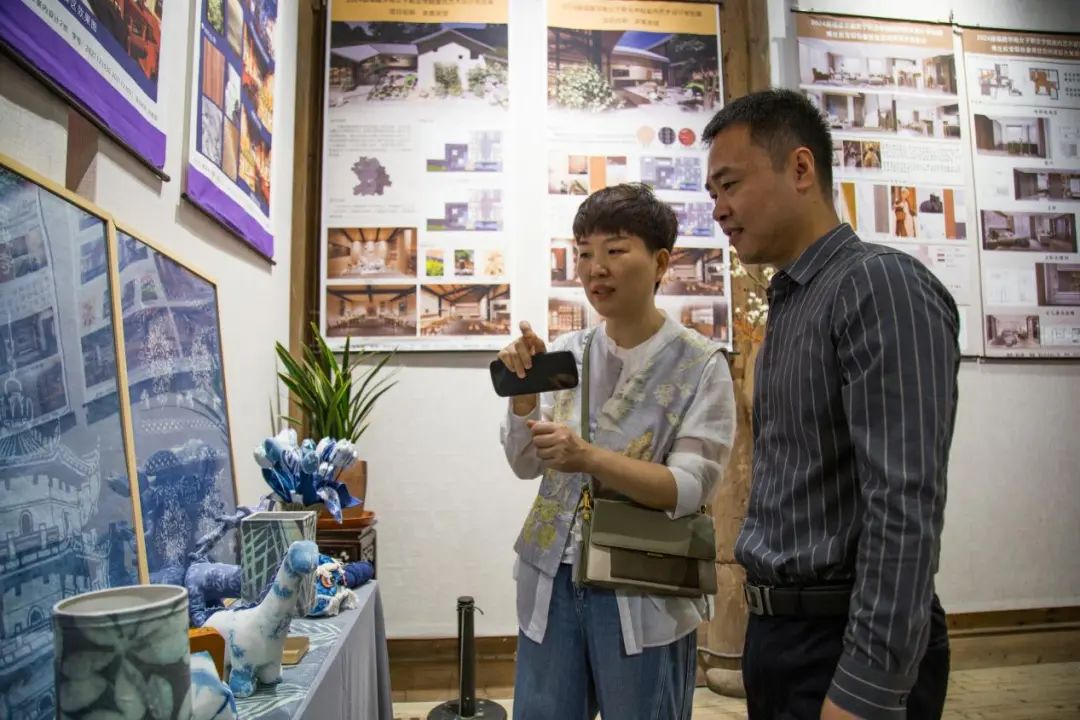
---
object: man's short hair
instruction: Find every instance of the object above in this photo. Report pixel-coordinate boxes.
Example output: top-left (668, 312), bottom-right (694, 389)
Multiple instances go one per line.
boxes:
top-left (572, 183), bottom-right (678, 254)
top-left (702, 88), bottom-right (834, 196)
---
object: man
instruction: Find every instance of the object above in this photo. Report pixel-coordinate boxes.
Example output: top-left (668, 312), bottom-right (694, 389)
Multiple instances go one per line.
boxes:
top-left (703, 89), bottom-right (958, 719)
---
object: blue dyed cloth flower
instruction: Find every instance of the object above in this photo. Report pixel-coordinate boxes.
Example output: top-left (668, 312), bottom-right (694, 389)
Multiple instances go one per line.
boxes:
top-left (253, 430), bottom-right (362, 521)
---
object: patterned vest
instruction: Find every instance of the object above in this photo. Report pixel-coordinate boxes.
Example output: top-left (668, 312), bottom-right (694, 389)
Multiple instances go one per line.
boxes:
top-left (513, 324), bottom-right (722, 578)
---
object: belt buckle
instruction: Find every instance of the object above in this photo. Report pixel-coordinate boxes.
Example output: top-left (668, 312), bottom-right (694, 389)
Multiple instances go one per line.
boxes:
top-left (744, 584), bottom-right (773, 616)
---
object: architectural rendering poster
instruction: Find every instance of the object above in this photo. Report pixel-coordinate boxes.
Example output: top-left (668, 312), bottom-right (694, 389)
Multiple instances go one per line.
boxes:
top-left (0, 160), bottom-right (141, 719)
top-left (963, 29), bottom-right (1080, 358)
top-left (796, 13), bottom-right (984, 355)
top-left (115, 228), bottom-right (240, 581)
top-left (545, 1), bottom-right (731, 347)
top-left (185, 0), bottom-right (279, 259)
top-left (0, 0), bottom-right (168, 168)
top-left (321, 0), bottom-right (512, 350)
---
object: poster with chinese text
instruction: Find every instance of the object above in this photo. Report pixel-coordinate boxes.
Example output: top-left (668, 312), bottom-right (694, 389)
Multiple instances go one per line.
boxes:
top-left (963, 29), bottom-right (1080, 357)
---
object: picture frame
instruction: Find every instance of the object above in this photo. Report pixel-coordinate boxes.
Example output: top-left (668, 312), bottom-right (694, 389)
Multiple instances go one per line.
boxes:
top-left (0, 153), bottom-right (146, 719)
top-left (111, 223), bottom-right (242, 583)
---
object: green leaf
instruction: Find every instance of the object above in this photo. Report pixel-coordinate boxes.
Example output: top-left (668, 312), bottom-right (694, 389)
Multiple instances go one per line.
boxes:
top-left (272, 322), bottom-right (398, 441)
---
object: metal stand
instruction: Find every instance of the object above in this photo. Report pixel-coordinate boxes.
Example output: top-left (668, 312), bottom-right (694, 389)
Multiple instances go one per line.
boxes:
top-left (427, 597), bottom-right (507, 720)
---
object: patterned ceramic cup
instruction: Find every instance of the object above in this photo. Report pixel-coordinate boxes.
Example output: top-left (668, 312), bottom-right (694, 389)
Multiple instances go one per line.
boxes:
top-left (53, 584), bottom-right (192, 719)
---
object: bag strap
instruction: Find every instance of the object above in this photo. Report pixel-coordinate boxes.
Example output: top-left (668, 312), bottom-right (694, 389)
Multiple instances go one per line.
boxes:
top-left (579, 328), bottom-right (597, 509)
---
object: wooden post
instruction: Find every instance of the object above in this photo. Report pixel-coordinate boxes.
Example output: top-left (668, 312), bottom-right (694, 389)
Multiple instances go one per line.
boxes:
top-left (287, 0), bottom-right (327, 437)
top-left (699, 0), bottom-right (772, 697)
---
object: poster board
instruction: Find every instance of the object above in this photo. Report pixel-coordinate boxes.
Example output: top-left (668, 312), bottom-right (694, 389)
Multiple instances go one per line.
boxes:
top-left (0, 1), bottom-right (168, 170)
top-left (544, 0), bottom-right (730, 346)
top-left (320, 0), bottom-right (512, 350)
top-left (794, 12), bottom-right (985, 354)
top-left (184, 0), bottom-right (280, 259)
top-left (962, 29), bottom-right (1080, 357)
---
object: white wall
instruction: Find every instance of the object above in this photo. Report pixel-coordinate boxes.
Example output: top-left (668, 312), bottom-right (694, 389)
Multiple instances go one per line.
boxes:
top-left (0, 2), bottom-right (299, 509)
top-left (356, 0), bottom-right (1080, 641)
top-left (357, 0), bottom-right (549, 638)
top-left (770, 0), bottom-right (1080, 613)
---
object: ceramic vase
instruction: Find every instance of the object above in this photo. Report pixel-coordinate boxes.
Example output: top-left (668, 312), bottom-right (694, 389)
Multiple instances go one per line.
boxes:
top-left (52, 584), bottom-right (192, 719)
top-left (240, 510), bottom-right (317, 615)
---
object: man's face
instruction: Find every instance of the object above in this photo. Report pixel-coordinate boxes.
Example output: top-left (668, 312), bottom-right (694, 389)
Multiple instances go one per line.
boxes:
top-left (706, 124), bottom-right (796, 266)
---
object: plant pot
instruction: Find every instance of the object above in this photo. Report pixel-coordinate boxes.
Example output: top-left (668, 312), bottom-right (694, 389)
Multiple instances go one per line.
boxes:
top-left (329, 459), bottom-right (368, 520)
top-left (53, 584), bottom-right (192, 719)
top-left (316, 510), bottom-right (376, 531)
top-left (240, 511), bottom-right (318, 615)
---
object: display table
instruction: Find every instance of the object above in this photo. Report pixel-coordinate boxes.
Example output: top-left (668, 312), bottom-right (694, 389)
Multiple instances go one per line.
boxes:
top-left (235, 582), bottom-right (393, 719)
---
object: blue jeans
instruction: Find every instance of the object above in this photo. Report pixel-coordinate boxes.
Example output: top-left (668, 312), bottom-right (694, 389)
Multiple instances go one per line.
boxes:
top-left (513, 564), bottom-right (697, 719)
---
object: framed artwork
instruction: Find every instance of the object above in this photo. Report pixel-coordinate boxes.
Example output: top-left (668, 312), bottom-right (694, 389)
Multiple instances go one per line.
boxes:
top-left (0, 154), bottom-right (144, 719)
top-left (113, 224), bottom-right (241, 583)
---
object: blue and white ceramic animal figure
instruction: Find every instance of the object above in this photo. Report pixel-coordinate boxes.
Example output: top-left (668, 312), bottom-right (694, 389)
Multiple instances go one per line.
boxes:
top-left (189, 651), bottom-right (237, 720)
top-left (203, 540), bottom-right (320, 697)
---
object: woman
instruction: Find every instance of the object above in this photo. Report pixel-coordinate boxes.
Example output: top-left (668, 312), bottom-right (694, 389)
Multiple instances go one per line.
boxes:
top-left (498, 184), bottom-right (735, 719)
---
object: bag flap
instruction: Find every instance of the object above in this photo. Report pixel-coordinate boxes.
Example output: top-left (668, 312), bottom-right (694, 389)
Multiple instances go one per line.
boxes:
top-left (589, 499), bottom-right (716, 561)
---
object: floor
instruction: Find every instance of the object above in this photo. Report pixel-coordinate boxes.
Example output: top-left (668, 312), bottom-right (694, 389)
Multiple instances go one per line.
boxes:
top-left (392, 661), bottom-right (1080, 719)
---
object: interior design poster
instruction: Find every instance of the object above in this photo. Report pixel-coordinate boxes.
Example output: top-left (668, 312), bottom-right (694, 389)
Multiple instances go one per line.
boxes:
top-left (0, 1), bottom-right (168, 168)
top-left (545, 0), bottom-right (731, 347)
top-left (115, 228), bottom-right (240, 581)
top-left (963, 30), bottom-right (1080, 358)
top-left (321, 0), bottom-right (511, 350)
top-left (0, 160), bottom-right (141, 719)
top-left (796, 13), bottom-right (983, 355)
top-left (185, 0), bottom-right (279, 259)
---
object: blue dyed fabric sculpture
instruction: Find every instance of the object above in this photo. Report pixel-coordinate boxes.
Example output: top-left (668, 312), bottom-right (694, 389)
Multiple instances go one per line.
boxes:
top-left (254, 430), bottom-right (362, 521)
top-left (308, 554), bottom-right (359, 618)
top-left (203, 540), bottom-right (320, 697)
top-left (186, 561), bottom-right (243, 628)
top-left (190, 650), bottom-right (237, 720)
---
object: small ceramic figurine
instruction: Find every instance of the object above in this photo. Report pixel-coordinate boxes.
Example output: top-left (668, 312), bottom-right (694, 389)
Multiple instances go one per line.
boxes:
top-left (204, 540), bottom-right (320, 697)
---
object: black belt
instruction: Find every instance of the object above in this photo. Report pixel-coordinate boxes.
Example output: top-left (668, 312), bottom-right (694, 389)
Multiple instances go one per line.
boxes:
top-left (744, 582), bottom-right (852, 617)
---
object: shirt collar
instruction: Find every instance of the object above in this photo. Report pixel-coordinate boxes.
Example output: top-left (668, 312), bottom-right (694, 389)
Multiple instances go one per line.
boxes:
top-left (778, 224), bottom-right (857, 286)
top-left (598, 312), bottom-right (678, 362)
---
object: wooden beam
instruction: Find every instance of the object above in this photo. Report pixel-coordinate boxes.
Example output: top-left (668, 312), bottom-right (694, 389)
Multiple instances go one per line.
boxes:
top-left (288, 0), bottom-right (327, 432)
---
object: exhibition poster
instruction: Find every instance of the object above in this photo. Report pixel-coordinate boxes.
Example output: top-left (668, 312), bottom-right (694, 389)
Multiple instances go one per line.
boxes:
top-left (545, 0), bottom-right (731, 347)
top-left (963, 29), bottom-right (1080, 357)
top-left (797, 13), bottom-right (984, 354)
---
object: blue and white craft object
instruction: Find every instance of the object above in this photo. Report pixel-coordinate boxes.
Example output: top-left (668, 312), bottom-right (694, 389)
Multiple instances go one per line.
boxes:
top-left (240, 510), bottom-right (318, 616)
top-left (52, 585), bottom-right (192, 719)
top-left (204, 541), bottom-right (321, 698)
top-left (307, 554), bottom-right (359, 618)
top-left (254, 430), bottom-right (362, 521)
top-left (190, 651), bottom-right (237, 720)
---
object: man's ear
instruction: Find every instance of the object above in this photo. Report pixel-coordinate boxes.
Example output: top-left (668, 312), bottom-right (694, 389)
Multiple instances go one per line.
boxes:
top-left (791, 147), bottom-right (817, 194)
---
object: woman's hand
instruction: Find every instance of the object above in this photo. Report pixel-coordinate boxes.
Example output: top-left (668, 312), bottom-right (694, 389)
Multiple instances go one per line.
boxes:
top-left (498, 321), bottom-right (547, 416)
top-left (528, 421), bottom-right (594, 473)
top-left (497, 320), bottom-right (547, 379)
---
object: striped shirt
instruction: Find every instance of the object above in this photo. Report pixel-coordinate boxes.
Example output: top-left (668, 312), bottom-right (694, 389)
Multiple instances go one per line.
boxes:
top-left (734, 224), bottom-right (960, 719)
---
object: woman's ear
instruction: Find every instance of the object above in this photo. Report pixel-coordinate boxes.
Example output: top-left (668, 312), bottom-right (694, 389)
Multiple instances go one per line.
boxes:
top-left (655, 248), bottom-right (671, 284)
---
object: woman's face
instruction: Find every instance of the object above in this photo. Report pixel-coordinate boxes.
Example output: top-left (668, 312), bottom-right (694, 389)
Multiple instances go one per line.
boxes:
top-left (575, 232), bottom-right (668, 321)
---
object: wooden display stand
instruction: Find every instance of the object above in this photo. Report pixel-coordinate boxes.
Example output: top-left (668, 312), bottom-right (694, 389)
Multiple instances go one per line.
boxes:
top-left (316, 524), bottom-right (377, 576)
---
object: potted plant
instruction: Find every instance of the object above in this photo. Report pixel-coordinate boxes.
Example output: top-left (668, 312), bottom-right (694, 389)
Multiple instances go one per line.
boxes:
top-left (272, 322), bottom-right (396, 519)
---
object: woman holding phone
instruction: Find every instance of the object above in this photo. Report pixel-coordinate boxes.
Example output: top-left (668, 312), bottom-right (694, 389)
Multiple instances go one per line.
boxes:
top-left (497, 184), bottom-right (736, 719)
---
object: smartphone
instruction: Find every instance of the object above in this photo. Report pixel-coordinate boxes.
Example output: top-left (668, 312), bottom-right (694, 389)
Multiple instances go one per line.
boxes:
top-left (490, 351), bottom-right (579, 397)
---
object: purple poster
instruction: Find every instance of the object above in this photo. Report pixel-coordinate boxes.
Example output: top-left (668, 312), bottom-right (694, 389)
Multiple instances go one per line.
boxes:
top-left (184, 0), bottom-right (278, 259)
top-left (0, 0), bottom-right (168, 168)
